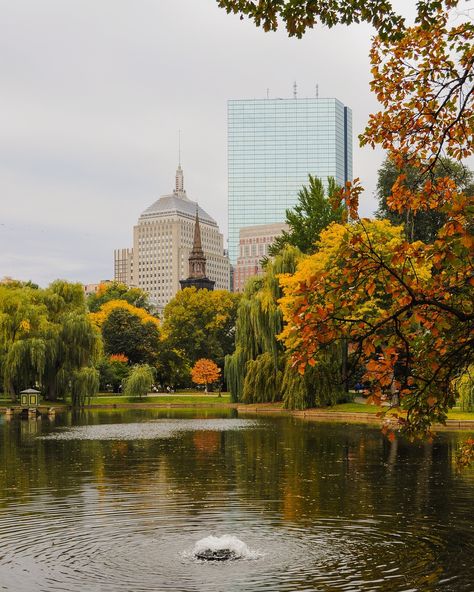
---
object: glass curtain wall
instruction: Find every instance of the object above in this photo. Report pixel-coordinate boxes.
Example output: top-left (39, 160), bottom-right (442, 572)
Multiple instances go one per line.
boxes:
top-left (228, 98), bottom-right (352, 264)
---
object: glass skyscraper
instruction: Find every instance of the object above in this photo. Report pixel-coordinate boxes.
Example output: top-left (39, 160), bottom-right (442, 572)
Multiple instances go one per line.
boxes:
top-left (228, 97), bottom-right (352, 263)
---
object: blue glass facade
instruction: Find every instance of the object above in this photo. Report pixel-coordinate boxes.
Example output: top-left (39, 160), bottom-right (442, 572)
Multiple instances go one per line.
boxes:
top-left (228, 98), bottom-right (352, 263)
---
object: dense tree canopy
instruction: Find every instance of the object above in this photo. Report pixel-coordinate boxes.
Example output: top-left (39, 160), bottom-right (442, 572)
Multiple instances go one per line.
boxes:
top-left (100, 309), bottom-right (159, 365)
top-left (269, 176), bottom-right (344, 256)
top-left (279, 6), bottom-right (474, 443)
top-left (376, 157), bottom-right (474, 243)
top-left (160, 288), bottom-right (240, 386)
top-left (225, 246), bottom-right (348, 407)
top-left (0, 280), bottom-right (101, 403)
top-left (87, 281), bottom-right (152, 313)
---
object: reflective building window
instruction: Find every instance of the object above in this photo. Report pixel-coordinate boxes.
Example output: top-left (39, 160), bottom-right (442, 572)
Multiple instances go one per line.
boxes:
top-left (228, 97), bottom-right (353, 263)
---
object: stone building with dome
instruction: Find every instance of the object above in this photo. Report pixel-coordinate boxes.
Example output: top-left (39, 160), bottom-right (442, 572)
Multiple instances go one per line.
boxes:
top-left (114, 165), bottom-right (230, 311)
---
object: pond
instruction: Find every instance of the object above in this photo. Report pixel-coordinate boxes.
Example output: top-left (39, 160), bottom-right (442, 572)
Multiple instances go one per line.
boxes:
top-left (0, 408), bottom-right (473, 591)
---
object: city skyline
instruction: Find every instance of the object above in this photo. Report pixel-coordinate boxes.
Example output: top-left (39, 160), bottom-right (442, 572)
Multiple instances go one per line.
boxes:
top-left (114, 163), bottom-right (229, 310)
top-left (1, 0), bottom-right (417, 286)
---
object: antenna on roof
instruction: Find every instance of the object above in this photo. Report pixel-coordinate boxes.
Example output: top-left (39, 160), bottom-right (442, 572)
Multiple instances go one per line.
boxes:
top-left (266, 88), bottom-right (269, 99)
top-left (316, 84), bottom-right (319, 99)
top-left (293, 81), bottom-right (297, 99)
top-left (178, 129), bottom-right (181, 166)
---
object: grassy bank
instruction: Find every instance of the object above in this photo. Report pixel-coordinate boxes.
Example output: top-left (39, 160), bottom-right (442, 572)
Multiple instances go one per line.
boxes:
top-left (0, 393), bottom-right (231, 407)
top-left (327, 402), bottom-right (474, 421)
top-left (87, 393), bottom-right (231, 405)
top-left (1, 396), bottom-right (473, 420)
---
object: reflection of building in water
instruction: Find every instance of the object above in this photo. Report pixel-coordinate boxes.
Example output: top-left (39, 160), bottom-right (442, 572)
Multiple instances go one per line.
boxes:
top-left (234, 222), bottom-right (288, 292)
top-left (114, 164), bottom-right (230, 313)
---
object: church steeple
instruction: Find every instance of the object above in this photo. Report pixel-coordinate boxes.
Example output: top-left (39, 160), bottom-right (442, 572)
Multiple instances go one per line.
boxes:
top-left (188, 207), bottom-right (206, 279)
top-left (179, 207), bottom-right (215, 292)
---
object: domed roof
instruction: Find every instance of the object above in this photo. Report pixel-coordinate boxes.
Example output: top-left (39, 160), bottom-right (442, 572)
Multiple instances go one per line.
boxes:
top-left (138, 165), bottom-right (217, 227)
top-left (139, 194), bottom-right (217, 226)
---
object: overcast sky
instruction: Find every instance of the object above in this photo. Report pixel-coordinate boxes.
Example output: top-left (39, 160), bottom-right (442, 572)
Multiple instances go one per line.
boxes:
top-left (0, 0), bottom-right (440, 286)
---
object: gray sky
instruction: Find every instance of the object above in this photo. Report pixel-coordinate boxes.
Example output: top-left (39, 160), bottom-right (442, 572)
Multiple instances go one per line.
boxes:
top-left (0, 0), bottom-right (434, 285)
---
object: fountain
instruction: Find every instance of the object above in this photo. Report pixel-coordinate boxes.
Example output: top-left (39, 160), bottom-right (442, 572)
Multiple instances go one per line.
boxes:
top-left (192, 535), bottom-right (256, 561)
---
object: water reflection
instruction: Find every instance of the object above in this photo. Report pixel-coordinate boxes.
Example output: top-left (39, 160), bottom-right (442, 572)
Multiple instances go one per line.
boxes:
top-left (0, 410), bottom-right (473, 591)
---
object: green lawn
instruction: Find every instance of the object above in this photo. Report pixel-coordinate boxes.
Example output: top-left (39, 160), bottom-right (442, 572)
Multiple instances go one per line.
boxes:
top-left (1, 396), bottom-right (473, 419)
top-left (0, 393), bottom-right (231, 406)
top-left (329, 402), bottom-right (474, 421)
top-left (327, 402), bottom-right (385, 414)
top-left (88, 393), bottom-right (231, 405)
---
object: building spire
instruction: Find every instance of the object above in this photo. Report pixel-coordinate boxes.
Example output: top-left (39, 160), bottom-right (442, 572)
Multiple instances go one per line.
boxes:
top-left (191, 206), bottom-right (204, 270)
top-left (179, 205), bottom-right (215, 292)
top-left (175, 165), bottom-right (184, 194)
top-left (174, 130), bottom-right (186, 197)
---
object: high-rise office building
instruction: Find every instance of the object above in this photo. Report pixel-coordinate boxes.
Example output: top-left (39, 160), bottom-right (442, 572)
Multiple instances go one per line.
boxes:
top-left (114, 165), bottom-right (230, 312)
top-left (228, 97), bottom-right (352, 263)
top-left (234, 222), bottom-right (288, 292)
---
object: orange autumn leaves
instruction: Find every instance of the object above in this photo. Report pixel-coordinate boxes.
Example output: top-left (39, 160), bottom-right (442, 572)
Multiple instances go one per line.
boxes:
top-left (278, 8), bottom-right (473, 442)
top-left (191, 358), bottom-right (221, 388)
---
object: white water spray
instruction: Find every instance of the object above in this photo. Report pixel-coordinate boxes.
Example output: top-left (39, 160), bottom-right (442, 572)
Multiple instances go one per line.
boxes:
top-left (191, 535), bottom-right (261, 561)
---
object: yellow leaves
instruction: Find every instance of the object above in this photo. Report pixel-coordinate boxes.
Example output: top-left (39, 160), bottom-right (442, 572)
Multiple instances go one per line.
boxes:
top-left (89, 299), bottom-right (159, 328)
top-left (19, 319), bottom-right (30, 333)
top-left (461, 233), bottom-right (474, 249)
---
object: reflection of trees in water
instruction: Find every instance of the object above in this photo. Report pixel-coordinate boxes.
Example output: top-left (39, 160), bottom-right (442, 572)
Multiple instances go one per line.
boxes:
top-left (0, 415), bottom-right (470, 532)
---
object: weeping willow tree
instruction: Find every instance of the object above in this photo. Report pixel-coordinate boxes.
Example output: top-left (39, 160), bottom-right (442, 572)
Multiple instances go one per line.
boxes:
top-left (225, 246), bottom-right (349, 408)
top-left (456, 367), bottom-right (474, 412)
top-left (124, 364), bottom-right (154, 398)
top-left (71, 367), bottom-right (100, 407)
top-left (242, 352), bottom-right (283, 403)
top-left (281, 343), bottom-right (347, 409)
top-left (0, 280), bottom-right (101, 405)
top-left (225, 247), bottom-right (298, 404)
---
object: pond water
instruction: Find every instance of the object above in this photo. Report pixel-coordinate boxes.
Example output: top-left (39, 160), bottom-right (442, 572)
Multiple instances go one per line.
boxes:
top-left (0, 408), bottom-right (473, 591)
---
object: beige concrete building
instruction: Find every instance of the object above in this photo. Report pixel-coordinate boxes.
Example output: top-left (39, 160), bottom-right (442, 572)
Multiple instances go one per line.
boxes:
top-left (83, 281), bottom-right (112, 297)
top-left (113, 248), bottom-right (133, 285)
top-left (115, 165), bottom-right (230, 311)
top-left (234, 222), bottom-right (288, 292)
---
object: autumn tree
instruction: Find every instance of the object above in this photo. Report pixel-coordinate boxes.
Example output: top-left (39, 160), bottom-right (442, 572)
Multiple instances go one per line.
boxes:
top-left (191, 358), bottom-right (221, 392)
top-left (279, 7), bottom-right (474, 445)
top-left (90, 300), bottom-right (160, 365)
top-left (217, 0), bottom-right (453, 40)
top-left (376, 157), bottom-right (474, 243)
top-left (87, 281), bottom-right (152, 313)
top-left (269, 176), bottom-right (344, 256)
top-left (160, 288), bottom-right (240, 385)
top-left (225, 246), bottom-right (348, 406)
